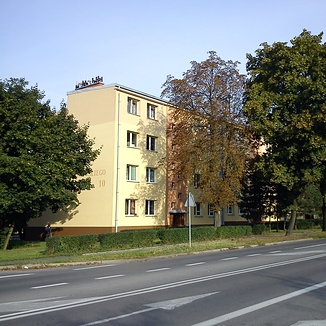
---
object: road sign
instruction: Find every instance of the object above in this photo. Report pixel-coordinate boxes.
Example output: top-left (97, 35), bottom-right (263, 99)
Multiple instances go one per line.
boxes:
top-left (185, 192), bottom-right (196, 207)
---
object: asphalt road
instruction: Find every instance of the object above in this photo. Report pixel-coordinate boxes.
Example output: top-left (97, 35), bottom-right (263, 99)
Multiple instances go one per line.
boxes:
top-left (1, 239), bottom-right (326, 326)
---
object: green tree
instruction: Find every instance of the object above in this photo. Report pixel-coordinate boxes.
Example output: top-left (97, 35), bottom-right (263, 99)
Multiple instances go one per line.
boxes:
top-left (0, 78), bottom-right (100, 249)
top-left (161, 52), bottom-right (249, 226)
top-left (244, 30), bottom-right (326, 234)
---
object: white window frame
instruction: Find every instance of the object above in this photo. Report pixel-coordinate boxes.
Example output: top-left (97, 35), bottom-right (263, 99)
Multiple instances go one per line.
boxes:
top-left (208, 204), bottom-right (214, 216)
top-left (126, 164), bottom-right (138, 181)
top-left (194, 202), bottom-right (201, 216)
top-left (145, 200), bottom-right (155, 216)
top-left (125, 199), bottom-right (136, 216)
top-left (238, 206), bottom-right (244, 215)
top-left (147, 104), bottom-right (157, 120)
top-left (127, 97), bottom-right (138, 115)
top-left (227, 205), bottom-right (233, 215)
top-left (146, 167), bottom-right (156, 183)
top-left (146, 135), bottom-right (157, 151)
top-left (127, 131), bottom-right (138, 148)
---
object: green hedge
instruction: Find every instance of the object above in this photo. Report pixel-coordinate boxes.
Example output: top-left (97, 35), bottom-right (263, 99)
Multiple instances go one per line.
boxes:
top-left (99, 229), bottom-right (159, 250)
top-left (252, 224), bottom-right (269, 235)
top-left (46, 234), bottom-right (98, 254)
top-left (216, 225), bottom-right (252, 238)
top-left (296, 219), bottom-right (322, 229)
top-left (46, 225), bottom-right (254, 254)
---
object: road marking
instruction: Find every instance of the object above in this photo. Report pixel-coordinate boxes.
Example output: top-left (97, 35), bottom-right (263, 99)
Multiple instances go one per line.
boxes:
top-left (246, 254), bottom-right (261, 257)
top-left (291, 320), bottom-right (326, 325)
top-left (2, 252), bottom-right (326, 322)
top-left (221, 257), bottom-right (238, 261)
top-left (0, 273), bottom-right (33, 279)
top-left (270, 250), bottom-right (282, 253)
top-left (191, 280), bottom-right (326, 326)
top-left (295, 243), bottom-right (326, 250)
top-left (31, 283), bottom-right (68, 289)
top-left (186, 262), bottom-right (206, 266)
top-left (74, 265), bottom-right (116, 271)
top-left (95, 275), bottom-right (124, 280)
top-left (146, 267), bottom-right (171, 273)
top-left (79, 292), bottom-right (219, 325)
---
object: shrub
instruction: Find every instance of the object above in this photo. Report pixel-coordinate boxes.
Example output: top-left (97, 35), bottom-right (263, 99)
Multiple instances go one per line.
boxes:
top-left (296, 219), bottom-right (322, 230)
top-left (216, 225), bottom-right (252, 238)
top-left (157, 228), bottom-right (189, 245)
top-left (192, 226), bottom-right (218, 241)
top-left (252, 224), bottom-right (269, 235)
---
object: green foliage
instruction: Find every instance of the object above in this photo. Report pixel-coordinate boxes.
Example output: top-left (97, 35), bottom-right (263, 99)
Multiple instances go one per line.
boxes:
top-left (252, 224), bottom-right (269, 235)
top-left (157, 228), bottom-right (189, 244)
top-left (244, 30), bottom-right (326, 234)
top-left (45, 234), bottom-right (98, 254)
top-left (216, 225), bottom-right (252, 238)
top-left (296, 219), bottom-right (322, 229)
top-left (0, 78), bottom-right (100, 247)
top-left (191, 226), bottom-right (217, 241)
top-left (99, 230), bottom-right (159, 250)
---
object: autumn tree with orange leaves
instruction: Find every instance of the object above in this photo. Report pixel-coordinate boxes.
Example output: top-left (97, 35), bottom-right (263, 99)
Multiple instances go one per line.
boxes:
top-left (161, 52), bottom-right (249, 226)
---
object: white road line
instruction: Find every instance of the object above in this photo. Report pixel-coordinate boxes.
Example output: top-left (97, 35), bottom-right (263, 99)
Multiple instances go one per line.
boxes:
top-left (74, 265), bottom-right (116, 271)
top-left (0, 273), bottom-right (33, 279)
top-left (221, 257), bottom-right (238, 261)
top-left (95, 275), bottom-right (124, 280)
top-left (295, 243), bottom-right (326, 250)
top-left (270, 251), bottom-right (282, 253)
top-left (186, 262), bottom-right (206, 266)
top-left (192, 280), bottom-right (326, 326)
top-left (247, 254), bottom-right (261, 257)
top-left (2, 253), bottom-right (326, 322)
top-left (146, 268), bottom-right (171, 273)
top-left (31, 283), bottom-right (68, 289)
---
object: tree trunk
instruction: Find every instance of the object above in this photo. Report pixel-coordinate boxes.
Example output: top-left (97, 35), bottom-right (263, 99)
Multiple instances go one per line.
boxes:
top-left (214, 211), bottom-right (222, 227)
top-left (2, 224), bottom-right (14, 251)
top-left (322, 195), bottom-right (326, 232)
top-left (286, 199), bottom-right (297, 236)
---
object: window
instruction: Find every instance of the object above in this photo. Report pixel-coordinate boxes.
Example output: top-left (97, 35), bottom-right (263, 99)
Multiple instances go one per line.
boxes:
top-left (238, 206), bottom-right (244, 215)
top-left (178, 193), bottom-right (182, 200)
top-left (126, 165), bottom-right (138, 181)
top-left (125, 199), bottom-right (136, 215)
top-left (127, 97), bottom-right (138, 115)
top-left (171, 182), bottom-right (175, 189)
top-left (147, 104), bottom-right (157, 119)
top-left (208, 204), bottom-right (214, 216)
top-left (194, 202), bottom-right (201, 216)
top-left (227, 205), bottom-right (233, 215)
top-left (127, 131), bottom-right (138, 147)
top-left (194, 174), bottom-right (200, 188)
top-left (146, 168), bottom-right (156, 183)
top-left (145, 200), bottom-right (155, 215)
top-left (171, 202), bottom-right (175, 209)
top-left (146, 135), bottom-right (157, 151)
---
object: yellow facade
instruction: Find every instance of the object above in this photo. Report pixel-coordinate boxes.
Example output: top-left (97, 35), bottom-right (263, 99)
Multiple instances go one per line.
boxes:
top-left (27, 81), bottom-right (246, 240)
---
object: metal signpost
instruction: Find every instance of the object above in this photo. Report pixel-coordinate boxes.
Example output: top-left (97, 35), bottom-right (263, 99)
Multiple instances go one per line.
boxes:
top-left (185, 192), bottom-right (196, 247)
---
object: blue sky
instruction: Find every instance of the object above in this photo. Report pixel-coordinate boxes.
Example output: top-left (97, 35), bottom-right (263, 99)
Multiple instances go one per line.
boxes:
top-left (1, 0), bottom-right (325, 110)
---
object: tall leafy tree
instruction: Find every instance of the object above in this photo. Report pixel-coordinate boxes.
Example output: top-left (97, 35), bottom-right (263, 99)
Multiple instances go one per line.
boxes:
top-left (0, 78), bottom-right (100, 249)
top-left (161, 52), bottom-right (248, 226)
top-left (244, 30), bottom-right (326, 234)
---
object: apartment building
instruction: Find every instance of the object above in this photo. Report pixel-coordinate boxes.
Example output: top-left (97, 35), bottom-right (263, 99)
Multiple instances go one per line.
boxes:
top-left (26, 79), bottom-right (245, 240)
